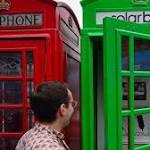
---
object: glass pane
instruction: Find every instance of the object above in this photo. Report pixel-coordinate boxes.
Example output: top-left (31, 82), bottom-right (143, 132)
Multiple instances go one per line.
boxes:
top-left (134, 77), bottom-right (150, 109)
top-left (0, 81), bottom-right (22, 104)
top-left (27, 109), bottom-right (34, 129)
top-left (123, 117), bottom-right (130, 150)
top-left (122, 36), bottom-right (129, 70)
top-left (134, 38), bottom-right (150, 71)
top-left (27, 81), bottom-right (34, 97)
top-left (122, 77), bottom-right (130, 110)
top-left (27, 52), bottom-right (34, 77)
top-left (0, 138), bottom-right (19, 150)
top-left (0, 53), bottom-right (21, 76)
top-left (0, 110), bottom-right (22, 132)
top-left (135, 114), bottom-right (150, 148)
top-left (65, 55), bottom-right (81, 150)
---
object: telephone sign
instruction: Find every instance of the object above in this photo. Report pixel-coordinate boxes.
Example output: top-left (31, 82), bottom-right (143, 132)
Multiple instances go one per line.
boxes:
top-left (0, 13), bottom-right (42, 27)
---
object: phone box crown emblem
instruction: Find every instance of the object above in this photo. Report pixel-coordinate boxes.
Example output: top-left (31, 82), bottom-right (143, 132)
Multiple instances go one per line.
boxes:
top-left (0, 0), bottom-right (10, 10)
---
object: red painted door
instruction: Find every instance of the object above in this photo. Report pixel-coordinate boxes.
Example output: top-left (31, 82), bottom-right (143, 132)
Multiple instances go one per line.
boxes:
top-left (0, 37), bottom-right (46, 149)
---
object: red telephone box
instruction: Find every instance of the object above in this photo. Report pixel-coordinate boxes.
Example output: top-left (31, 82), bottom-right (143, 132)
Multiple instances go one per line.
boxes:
top-left (0, 0), bottom-right (80, 150)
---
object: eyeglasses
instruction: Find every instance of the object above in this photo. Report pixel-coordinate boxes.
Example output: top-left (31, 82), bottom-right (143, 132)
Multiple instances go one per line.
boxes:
top-left (65, 100), bottom-right (78, 108)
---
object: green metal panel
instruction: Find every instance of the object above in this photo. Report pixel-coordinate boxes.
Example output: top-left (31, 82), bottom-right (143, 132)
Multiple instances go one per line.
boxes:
top-left (81, 0), bottom-right (150, 28)
top-left (81, 17), bottom-right (150, 150)
top-left (103, 18), bottom-right (119, 150)
top-left (103, 18), bottom-right (150, 150)
top-left (81, 34), bottom-right (96, 150)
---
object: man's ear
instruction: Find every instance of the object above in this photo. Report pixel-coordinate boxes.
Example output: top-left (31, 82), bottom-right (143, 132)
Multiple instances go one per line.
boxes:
top-left (59, 104), bottom-right (66, 117)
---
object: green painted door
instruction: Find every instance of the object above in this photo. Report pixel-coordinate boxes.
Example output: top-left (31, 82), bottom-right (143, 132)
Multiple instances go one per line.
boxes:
top-left (104, 17), bottom-right (150, 150)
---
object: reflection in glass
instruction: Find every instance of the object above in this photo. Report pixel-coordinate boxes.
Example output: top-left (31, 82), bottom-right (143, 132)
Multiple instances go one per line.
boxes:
top-left (123, 117), bottom-right (129, 150)
top-left (134, 77), bottom-right (150, 109)
top-left (0, 81), bottom-right (22, 104)
top-left (27, 52), bottom-right (34, 76)
top-left (134, 38), bottom-right (150, 71)
top-left (27, 81), bottom-right (34, 97)
top-left (0, 53), bottom-right (21, 76)
top-left (135, 114), bottom-right (150, 148)
top-left (27, 109), bottom-right (34, 129)
top-left (134, 81), bottom-right (146, 100)
top-left (122, 77), bottom-right (130, 110)
top-left (122, 36), bottom-right (129, 70)
top-left (0, 110), bottom-right (22, 132)
top-left (0, 138), bottom-right (19, 150)
top-left (66, 54), bottom-right (81, 150)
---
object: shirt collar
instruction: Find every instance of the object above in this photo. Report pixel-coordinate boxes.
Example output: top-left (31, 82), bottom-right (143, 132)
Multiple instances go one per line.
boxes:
top-left (35, 122), bottom-right (65, 140)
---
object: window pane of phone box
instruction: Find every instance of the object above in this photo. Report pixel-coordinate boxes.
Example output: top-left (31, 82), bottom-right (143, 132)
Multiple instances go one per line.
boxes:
top-left (134, 38), bottom-right (150, 71)
top-left (27, 109), bottom-right (34, 129)
top-left (134, 77), bottom-right (150, 109)
top-left (0, 109), bottom-right (22, 132)
top-left (0, 53), bottom-right (21, 76)
top-left (27, 52), bottom-right (34, 77)
top-left (0, 81), bottom-right (22, 104)
top-left (135, 114), bottom-right (150, 148)
top-left (0, 138), bottom-right (19, 150)
top-left (123, 117), bottom-right (129, 150)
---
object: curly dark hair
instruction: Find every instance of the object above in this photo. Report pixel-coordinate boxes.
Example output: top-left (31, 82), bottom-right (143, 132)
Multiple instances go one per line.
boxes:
top-left (30, 81), bottom-right (69, 123)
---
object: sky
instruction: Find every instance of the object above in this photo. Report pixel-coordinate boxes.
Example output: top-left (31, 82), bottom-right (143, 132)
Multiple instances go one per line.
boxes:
top-left (56, 0), bottom-right (83, 27)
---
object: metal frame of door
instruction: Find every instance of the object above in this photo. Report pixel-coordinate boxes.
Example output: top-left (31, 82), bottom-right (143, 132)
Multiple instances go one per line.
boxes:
top-left (104, 17), bottom-right (150, 150)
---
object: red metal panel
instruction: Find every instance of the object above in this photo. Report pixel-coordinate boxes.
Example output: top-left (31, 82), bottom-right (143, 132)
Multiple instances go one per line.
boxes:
top-left (0, 38), bottom-right (46, 139)
top-left (0, 0), bottom-right (81, 149)
top-left (22, 51), bottom-right (27, 131)
top-left (0, 0), bottom-right (57, 29)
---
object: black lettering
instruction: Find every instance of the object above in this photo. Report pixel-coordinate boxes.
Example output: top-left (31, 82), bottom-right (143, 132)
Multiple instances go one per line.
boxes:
top-left (0, 14), bottom-right (42, 26)
top-left (0, 16), bottom-right (6, 26)
top-left (34, 15), bottom-right (41, 25)
top-left (117, 15), bottom-right (125, 20)
top-left (112, 15), bottom-right (116, 18)
top-left (125, 12), bottom-right (128, 21)
top-left (137, 14), bottom-right (142, 22)
top-left (15, 16), bottom-right (24, 25)
top-left (143, 11), bottom-right (150, 22)
top-left (128, 15), bottom-right (136, 22)
top-left (24, 15), bottom-right (33, 25)
top-left (7, 15), bottom-right (15, 26)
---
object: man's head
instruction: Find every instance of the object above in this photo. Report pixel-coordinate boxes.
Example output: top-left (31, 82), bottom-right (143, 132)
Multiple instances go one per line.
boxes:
top-left (30, 81), bottom-right (76, 127)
